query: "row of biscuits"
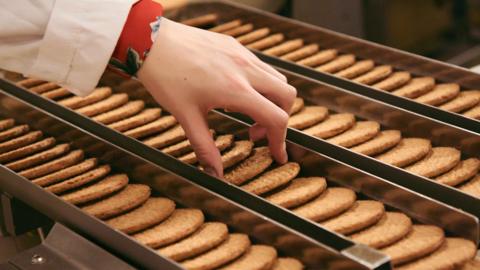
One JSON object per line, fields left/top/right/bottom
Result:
{"left": 0, "top": 118, "right": 303, "bottom": 270}
{"left": 180, "top": 13, "right": 480, "bottom": 121}
{"left": 14, "top": 78, "right": 479, "bottom": 269}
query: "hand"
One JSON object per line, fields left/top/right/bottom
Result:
{"left": 137, "top": 18, "right": 296, "bottom": 178}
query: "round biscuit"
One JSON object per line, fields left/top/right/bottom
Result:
{"left": 296, "top": 49, "right": 337, "bottom": 67}
{"left": 158, "top": 222, "right": 228, "bottom": 262}
{"left": 405, "top": 147, "right": 461, "bottom": 178}
{"left": 414, "top": 83, "right": 460, "bottom": 106}
{"left": 28, "top": 82, "right": 58, "bottom": 94}
{"left": 92, "top": 100, "right": 145, "bottom": 124}
{"left": 380, "top": 225, "right": 445, "bottom": 265}
{"left": 326, "top": 121, "right": 380, "bottom": 148}
{"left": 237, "top": 28, "right": 270, "bottom": 44}
{"left": 108, "top": 108, "right": 161, "bottom": 132}
{"left": 271, "top": 258, "right": 304, "bottom": 270}
{"left": 463, "top": 104, "right": 480, "bottom": 119}
{"left": 161, "top": 139, "right": 193, "bottom": 157}
{"left": 76, "top": 93, "right": 129, "bottom": 117}
{"left": 32, "top": 158, "right": 97, "bottom": 187}
{"left": 281, "top": 44, "right": 319, "bottom": 61}
{"left": 460, "top": 258, "right": 480, "bottom": 270}
{"left": 58, "top": 87, "right": 112, "bottom": 109}
{"left": 375, "top": 138, "right": 431, "bottom": 167}
{"left": 241, "top": 162, "right": 300, "bottom": 195}
{"left": 45, "top": 165, "right": 111, "bottom": 194}
{"left": 42, "top": 87, "right": 71, "bottom": 100}
{"left": 288, "top": 106, "right": 329, "bottom": 130}
{"left": 220, "top": 245, "right": 277, "bottom": 270}
{"left": 179, "top": 134, "right": 234, "bottom": 165}
{"left": 352, "top": 65, "right": 392, "bottom": 85}
{"left": 290, "top": 97, "right": 305, "bottom": 115}
{"left": 439, "top": 90, "right": 480, "bottom": 113}
{"left": 293, "top": 187, "right": 356, "bottom": 222}
{"left": 125, "top": 116, "right": 177, "bottom": 139}
{"left": 350, "top": 130, "right": 402, "bottom": 156}
{"left": 372, "top": 72, "right": 411, "bottom": 91}
{"left": 224, "top": 147, "right": 273, "bottom": 185}
{"left": 303, "top": 113, "right": 356, "bottom": 139}
{"left": 266, "top": 177, "right": 327, "bottom": 208}
{"left": 246, "top": 33, "right": 285, "bottom": 50}
{"left": 181, "top": 233, "right": 251, "bottom": 270}
{"left": 209, "top": 20, "right": 242, "bottom": 33}
{"left": 0, "top": 131, "right": 43, "bottom": 154}
{"left": 0, "top": 125, "right": 30, "bottom": 142}
{"left": 435, "top": 158, "right": 480, "bottom": 186}
{"left": 222, "top": 24, "right": 254, "bottom": 37}
{"left": 220, "top": 140, "right": 254, "bottom": 169}
{"left": 182, "top": 13, "right": 218, "bottom": 27}
{"left": 392, "top": 77, "right": 435, "bottom": 98}
{"left": 133, "top": 208, "right": 204, "bottom": 248}
{"left": 316, "top": 54, "right": 356, "bottom": 73}
{"left": 61, "top": 174, "right": 129, "bottom": 205}
{"left": 0, "top": 137, "right": 55, "bottom": 163}
{"left": 0, "top": 119, "right": 14, "bottom": 131}
{"left": 263, "top": 39, "right": 304, "bottom": 56}
{"left": 143, "top": 125, "right": 186, "bottom": 149}
{"left": 18, "top": 149, "right": 84, "bottom": 179}
{"left": 459, "top": 175, "right": 480, "bottom": 197}
{"left": 16, "top": 78, "right": 45, "bottom": 88}
{"left": 334, "top": 60, "right": 375, "bottom": 79}
{"left": 6, "top": 143, "right": 70, "bottom": 172}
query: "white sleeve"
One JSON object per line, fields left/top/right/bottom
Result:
{"left": 0, "top": 0, "right": 136, "bottom": 96}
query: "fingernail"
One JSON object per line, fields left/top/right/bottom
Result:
{"left": 204, "top": 166, "right": 219, "bottom": 178}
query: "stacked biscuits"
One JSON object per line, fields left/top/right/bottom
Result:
{"left": 15, "top": 78, "right": 480, "bottom": 269}
{"left": 180, "top": 14, "right": 480, "bottom": 121}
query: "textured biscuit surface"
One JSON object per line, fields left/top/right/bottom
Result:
{"left": 220, "top": 140, "right": 254, "bottom": 169}
{"left": 435, "top": 158, "right": 480, "bottom": 186}
{"left": 0, "top": 125, "right": 29, "bottom": 142}
{"left": 460, "top": 258, "right": 480, "bottom": 270}
{"left": 0, "top": 131, "right": 42, "bottom": 154}
{"left": 316, "top": 54, "right": 355, "bottom": 73}
{"left": 58, "top": 87, "right": 112, "bottom": 109}
{"left": 108, "top": 108, "right": 162, "bottom": 132}
{"left": 326, "top": 121, "right": 380, "bottom": 148}
{"left": 350, "top": 130, "right": 402, "bottom": 156}
{"left": 439, "top": 90, "right": 480, "bottom": 112}
{"left": 463, "top": 104, "right": 480, "bottom": 119}
{"left": 0, "top": 137, "right": 55, "bottom": 163}
{"left": 76, "top": 93, "right": 128, "bottom": 117}
{"left": 179, "top": 134, "right": 235, "bottom": 165}
{"left": 287, "top": 106, "right": 329, "bottom": 130}
{"left": 459, "top": 175, "right": 480, "bottom": 197}
{"left": 334, "top": 60, "right": 375, "bottom": 79}
{"left": 290, "top": 97, "right": 305, "bottom": 115}
{"left": 303, "top": 113, "right": 356, "bottom": 139}
{"left": 182, "top": 13, "right": 218, "bottom": 27}
{"left": 61, "top": 174, "right": 129, "bottom": 205}
{"left": 414, "top": 83, "right": 460, "bottom": 105}
{"left": 266, "top": 177, "right": 327, "bottom": 209}
{"left": 281, "top": 44, "right": 319, "bottom": 61}
{"left": 224, "top": 147, "right": 273, "bottom": 185}
{"left": 20, "top": 150, "right": 84, "bottom": 180}
{"left": 222, "top": 24, "right": 253, "bottom": 37}
{"left": 352, "top": 65, "right": 392, "bottom": 85}
{"left": 241, "top": 162, "right": 300, "bottom": 195}
{"left": 263, "top": 39, "right": 304, "bottom": 56}
{"left": 220, "top": 245, "right": 277, "bottom": 270}
{"left": 126, "top": 116, "right": 177, "bottom": 139}
{"left": 92, "top": 100, "right": 145, "bottom": 124}
{"left": 237, "top": 28, "right": 270, "bottom": 44}
{"left": 0, "top": 119, "right": 14, "bottom": 132}
{"left": 209, "top": 20, "right": 242, "bottom": 33}
{"left": 372, "top": 72, "right": 411, "bottom": 91}
{"left": 405, "top": 147, "right": 461, "bottom": 178}
{"left": 32, "top": 158, "right": 97, "bottom": 187}
{"left": 6, "top": 143, "right": 70, "bottom": 172}
{"left": 247, "top": 34, "right": 284, "bottom": 50}
{"left": 143, "top": 125, "right": 186, "bottom": 149}
{"left": 296, "top": 49, "right": 337, "bottom": 67}
{"left": 271, "top": 258, "right": 304, "bottom": 270}
{"left": 45, "top": 165, "right": 110, "bottom": 194}
{"left": 375, "top": 138, "right": 431, "bottom": 167}
{"left": 392, "top": 77, "right": 435, "bottom": 98}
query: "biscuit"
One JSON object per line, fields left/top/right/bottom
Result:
{"left": 372, "top": 72, "right": 411, "bottom": 91}
{"left": 29, "top": 82, "right": 59, "bottom": 94}
{"left": 107, "top": 197, "right": 175, "bottom": 234}
{"left": 334, "top": 60, "right": 375, "bottom": 79}
{"left": 459, "top": 175, "right": 480, "bottom": 197}
{"left": 82, "top": 184, "right": 151, "bottom": 219}
{"left": 375, "top": 138, "right": 431, "bottom": 167}
{"left": 133, "top": 208, "right": 204, "bottom": 248}
{"left": 0, "top": 131, "right": 42, "bottom": 154}
{"left": 350, "top": 130, "right": 402, "bottom": 156}
{"left": 0, "top": 125, "right": 30, "bottom": 142}
{"left": 319, "top": 200, "right": 385, "bottom": 234}
{"left": 463, "top": 104, "right": 480, "bottom": 119}
{"left": 16, "top": 78, "right": 45, "bottom": 88}
{"left": 158, "top": 222, "right": 228, "bottom": 262}
{"left": 109, "top": 108, "right": 162, "bottom": 132}
{"left": 287, "top": 106, "right": 329, "bottom": 130}
{"left": 179, "top": 134, "right": 234, "bottom": 165}
{"left": 32, "top": 158, "right": 97, "bottom": 187}
{"left": 414, "top": 83, "right": 460, "bottom": 106}
{"left": 143, "top": 124, "right": 187, "bottom": 149}
{"left": 435, "top": 158, "right": 480, "bottom": 186}
{"left": 92, "top": 100, "right": 145, "bottom": 124}
{"left": 405, "top": 147, "right": 461, "bottom": 178}
{"left": 380, "top": 225, "right": 445, "bottom": 265}
{"left": 6, "top": 143, "right": 70, "bottom": 172}
{"left": 460, "top": 258, "right": 480, "bottom": 270}
{"left": 209, "top": 20, "right": 242, "bottom": 33}
{"left": 45, "top": 165, "right": 111, "bottom": 194}
{"left": 392, "top": 77, "right": 435, "bottom": 98}
{"left": 182, "top": 14, "right": 218, "bottom": 27}
{"left": 125, "top": 115, "right": 177, "bottom": 139}
{"left": 58, "top": 87, "right": 112, "bottom": 109}
{"left": 222, "top": 24, "right": 254, "bottom": 37}
{"left": 247, "top": 34, "right": 285, "bottom": 50}
{"left": 220, "top": 245, "right": 277, "bottom": 270}
{"left": 439, "top": 90, "right": 480, "bottom": 113}
{"left": 303, "top": 113, "right": 355, "bottom": 139}
{"left": 42, "top": 87, "right": 71, "bottom": 100}
{"left": 219, "top": 140, "right": 253, "bottom": 169}
{"left": 271, "top": 258, "right": 304, "bottom": 270}
{"left": 293, "top": 187, "right": 356, "bottom": 222}
{"left": 290, "top": 97, "right": 305, "bottom": 115}
{"left": 350, "top": 212, "right": 412, "bottom": 248}
{"left": 161, "top": 139, "right": 193, "bottom": 157}
{"left": 20, "top": 149, "right": 84, "bottom": 180}
{"left": 0, "top": 137, "right": 55, "bottom": 163}
{"left": 296, "top": 49, "right": 337, "bottom": 67}
{"left": 266, "top": 177, "right": 327, "bottom": 208}
{"left": 61, "top": 174, "right": 129, "bottom": 205}
{"left": 181, "top": 234, "right": 250, "bottom": 270}
{"left": 0, "top": 119, "right": 14, "bottom": 131}
{"left": 263, "top": 39, "right": 304, "bottom": 56}
{"left": 352, "top": 65, "right": 393, "bottom": 85}
{"left": 224, "top": 147, "right": 273, "bottom": 185}
{"left": 326, "top": 121, "right": 380, "bottom": 148}
{"left": 281, "top": 44, "right": 319, "bottom": 61}
{"left": 396, "top": 238, "right": 476, "bottom": 270}
{"left": 241, "top": 162, "right": 300, "bottom": 195}
{"left": 237, "top": 28, "right": 270, "bottom": 45}
{"left": 76, "top": 94, "right": 129, "bottom": 117}
{"left": 316, "top": 54, "right": 355, "bottom": 73}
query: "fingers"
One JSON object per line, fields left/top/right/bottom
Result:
{"left": 174, "top": 108, "right": 223, "bottom": 178}
{"left": 249, "top": 123, "right": 267, "bottom": 142}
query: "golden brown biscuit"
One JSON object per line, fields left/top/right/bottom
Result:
{"left": 76, "top": 93, "right": 129, "bottom": 117}
{"left": 326, "top": 121, "right": 380, "bottom": 148}
{"left": 92, "top": 100, "right": 145, "bottom": 124}
{"left": 6, "top": 143, "right": 70, "bottom": 171}
{"left": 219, "top": 140, "right": 254, "bottom": 169}
{"left": 350, "top": 130, "right": 402, "bottom": 156}
{"left": 435, "top": 158, "right": 480, "bottom": 186}
{"left": 380, "top": 225, "right": 445, "bottom": 265}
{"left": 439, "top": 90, "right": 480, "bottom": 113}
{"left": 281, "top": 44, "right": 319, "bottom": 61}
{"left": 0, "top": 131, "right": 43, "bottom": 154}
{"left": 247, "top": 34, "right": 284, "bottom": 50}
{"left": 237, "top": 28, "right": 270, "bottom": 44}
{"left": 241, "top": 162, "right": 300, "bottom": 195}
{"left": 290, "top": 97, "right": 305, "bottom": 115}
{"left": 316, "top": 54, "right": 355, "bottom": 73}
{"left": 375, "top": 138, "right": 431, "bottom": 167}
{"left": 108, "top": 108, "right": 162, "bottom": 132}
{"left": 16, "top": 78, "right": 45, "bottom": 88}
{"left": 293, "top": 188, "right": 356, "bottom": 222}
{"left": 303, "top": 113, "right": 355, "bottom": 139}
{"left": 414, "top": 83, "right": 460, "bottom": 106}
{"left": 459, "top": 175, "right": 480, "bottom": 197}
{"left": 19, "top": 149, "right": 84, "bottom": 180}
{"left": 29, "top": 82, "right": 59, "bottom": 94}
{"left": 0, "top": 125, "right": 30, "bottom": 142}
{"left": 0, "top": 119, "right": 14, "bottom": 131}
{"left": 352, "top": 65, "right": 393, "bottom": 85}
{"left": 224, "top": 147, "right": 273, "bottom": 185}
{"left": 179, "top": 134, "right": 234, "bottom": 165}
{"left": 222, "top": 24, "right": 254, "bottom": 37}
{"left": 182, "top": 14, "right": 218, "bottom": 27}
{"left": 271, "top": 258, "right": 304, "bottom": 270}
{"left": 392, "top": 77, "right": 435, "bottom": 98}
{"left": 288, "top": 106, "right": 329, "bottom": 130}
{"left": 125, "top": 115, "right": 177, "bottom": 139}
{"left": 42, "top": 87, "right": 71, "bottom": 100}
{"left": 32, "top": 158, "right": 97, "bottom": 187}
{"left": 82, "top": 184, "right": 151, "bottom": 219}
{"left": 161, "top": 139, "right": 193, "bottom": 157}
{"left": 372, "top": 71, "right": 411, "bottom": 91}
{"left": 143, "top": 125, "right": 186, "bottom": 149}
{"left": 220, "top": 245, "right": 277, "bottom": 270}
{"left": 460, "top": 258, "right": 480, "bottom": 270}
{"left": 158, "top": 222, "right": 228, "bottom": 262}
{"left": 405, "top": 147, "right": 461, "bottom": 178}
{"left": 396, "top": 238, "right": 476, "bottom": 270}
{"left": 263, "top": 39, "right": 304, "bottom": 56}
{"left": 334, "top": 60, "right": 375, "bottom": 79}
{"left": 133, "top": 209, "right": 204, "bottom": 248}
{"left": 350, "top": 212, "right": 412, "bottom": 248}
{"left": 181, "top": 234, "right": 251, "bottom": 270}
{"left": 266, "top": 177, "right": 327, "bottom": 209}
{"left": 319, "top": 200, "right": 385, "bottom": 234}
{"left": 209, "top": 20, "right": 242, "bottom": 33}
{"left": 0, "top": 137, "right": 55, "bottom": 163}
{"left": 45, "top": 165, "right": 111, "bottom": 194}
{"left": 61, "top": 174, "right": 129, "bottom": 205}
{"left": 463, "top": 104, "right": 480, "bottom": 119}
{"left": 296, "top": 49, "right": 337, "bottom": 67}
{"left": 58, "top": 87, "right": 112, "bottom": 109}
